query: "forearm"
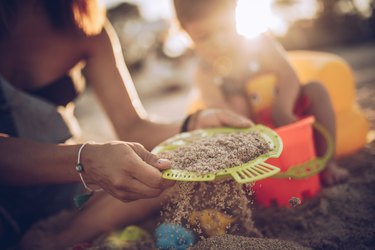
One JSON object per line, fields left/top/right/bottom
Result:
{"left": 271, "top": 105, "right": 298, "bottom": 126}
{"left": 271, "top": 69, "right": 301, "bottom": 126}
{"left": 196, "top": 69, "right": 229, "bottom": 110}
{"left": 116, "top": 118, "right": 180, "bottom": 151}
{"left": 0, "top": 136, "right": 80, "bottom": 186}
{"left": 271, "top": 81, "right": 300, "bottom": 126}
{"left": 260, "top": 34, "right": 301, "bottom": 125}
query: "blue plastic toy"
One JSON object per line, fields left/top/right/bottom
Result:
{"left": 155, "top": 223, "right": 197, "bottom": 250}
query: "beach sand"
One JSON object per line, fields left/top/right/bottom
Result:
{"left": 20, "top": 42, "right": 375, "bottom": 250}
{"left": 20, "top": 141, "right": 375, "bottom": 249}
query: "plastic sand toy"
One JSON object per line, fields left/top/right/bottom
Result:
{"left": 189, "top": 209, "right": 236, "bottom": 237}
{"left": 104, "top": 225, "right": 147, "bottom": 248}
{"left": 155, "top": 223, "right": 197, "bottom": 250}
{"left": 152, "top": 125, "right": 283, "bottom": 184}
{"left": 187, "top": 51, "right": 369, "bottom": 158}
{"left": 253, "top": 116, "right": 333, "bottom": 207}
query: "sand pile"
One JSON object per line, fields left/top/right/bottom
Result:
{"left": 160, "top": 180, "right": 259, "bottom": 238}
{"left": 158, "top": 130, "right": 270, "bottom": 174}
{"left": 190, "top": 234, "right": 310, "bottom": 250}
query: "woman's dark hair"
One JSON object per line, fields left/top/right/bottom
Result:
{"left": 0, "top": 0, "right": 105, "bottom": 38}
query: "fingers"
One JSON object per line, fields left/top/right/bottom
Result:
{"left": 127, "top": 143, "right": 174, "bottom": 189}
{"left": 110, "top": 173, "right": 175, "bottom": 202}
{"left": 112, "top": 177, "right": 163, "bottom": 201}
{"left": 196, "top": 109, "right": 254, "bottom": 129}
{"left": 218, "top": 110, "right": 254, "bottom": 128}
{"left": 155, "top": 159, "right": 172, "bottom": 170}
{"left": 128, "top": 143, "right": 171, "bottom": 170}
{"left": 82, "top": 142, "right": 174, "bottom": 203}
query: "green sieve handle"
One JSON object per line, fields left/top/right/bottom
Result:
{"left": 273, "top": 122, "right": 334, "bottom": 179}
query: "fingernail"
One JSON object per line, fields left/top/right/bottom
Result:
{"left": 157, "top": 159, "right": 171, "bottom": 165}
{"left": 240, "top": 121, "right": 252, "bottom": 127}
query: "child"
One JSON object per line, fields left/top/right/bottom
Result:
{"left": 173, "top": 0, "right": 348, "bottom": 186}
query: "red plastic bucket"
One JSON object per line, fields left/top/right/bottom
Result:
{"left": 252, "top": 116, "right": 321, "bottom": 207}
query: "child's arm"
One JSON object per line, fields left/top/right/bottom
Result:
{"left": 259, "top": 34, "right": 301, "bottom": 126}
{"left": 195, "top": 67, "right": 229, "bottom": 109}
{"left": 195, "top": 66, "right": 251, "bottom": 118}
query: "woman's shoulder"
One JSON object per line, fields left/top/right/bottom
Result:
{"left": 78, "top": 20, "right": 121, "bottom": 57}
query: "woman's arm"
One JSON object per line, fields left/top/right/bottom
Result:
{"left": 0, "top": 135, "right": 80, "bottom": 185}
{"left": 260, "top": 34, "right": 301, "bottom": 126}
{"left": 0, "top": 134, "right": 173, "bottom": 201}
{"left": 82, "top": 21, "right": 178, "bottom": 150}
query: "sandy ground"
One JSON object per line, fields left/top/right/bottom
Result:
{"left": 250, "top": 142, "right": 375, "bottom": 250}
{"left": 74, "top": 41, "right": 375, "bottom": 249}
{"left": 21, "top": 42, "right": 375, "bottom": 249}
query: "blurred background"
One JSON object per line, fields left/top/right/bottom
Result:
{"left": 75, "top": 0, "right": 375, "bottom": 142}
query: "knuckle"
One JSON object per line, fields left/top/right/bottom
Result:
{"left": 130, "top": 142, "right": 145, "bottom": 152}
{"left": 145, "top": 153, "right": 158, "bottom": 165}
{"left": 112, "top": 143, "right": 132, "bottom": 156}
{"left": 133, "top": 142, "right": 145, "bottom": 149}
{"left": 112, "top": 177, "right": 127, "bottom": 190}
{"left": 127, "top": 143, "right": 147, "bottom": 158}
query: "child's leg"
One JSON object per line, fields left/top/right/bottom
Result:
{"left": 301, "top": 82, "right": 348, "bottom": 186}
{"left": 20, "top": 191, "right": 168, "bottom": 250}
{"left": 61, "top": 194, "right": 165, "bottom": 246}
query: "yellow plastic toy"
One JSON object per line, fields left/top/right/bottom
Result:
{"left": 188, "top": 51, "right": 369, "bottom": 158}
{"left": 105, "top": 225, "right": 147, "bottom": 248}
{"left": 188, "top": 209, "right": 236, "bottom": 237}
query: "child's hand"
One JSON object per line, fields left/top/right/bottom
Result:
{"left": 189, "top": 109, "right": 254, "bottom": 130}
{"left": 272, "top": 109, "right": 298, "bottom": 127}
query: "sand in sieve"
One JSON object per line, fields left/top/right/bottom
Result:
{"left": 158, "top": 130, "right": 271, "bottom": 174}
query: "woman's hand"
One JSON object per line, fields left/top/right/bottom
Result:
{"left": 79, "top": 141, "right": 174, "bottom": 202}
{"left": 188, "top": 109, "right": 254, "bottom": 130}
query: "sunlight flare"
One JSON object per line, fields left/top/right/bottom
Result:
{"left": 235, "top": 0, "right": 280, "bottom": 38}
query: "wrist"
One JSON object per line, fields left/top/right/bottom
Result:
{"left": 272, "top": 111, "right": 297, "bottom": 126}
{"left": 180, "top": 114, "right": 193, "bottom": 133}
{"left": 51, "top": 143, "right": 82, "bottom": 183}
{"left": 180, "top": 110, "right": 202, "bottom": 132}
{"left": 75, "top": 142, "right": 102, "bottom": 192}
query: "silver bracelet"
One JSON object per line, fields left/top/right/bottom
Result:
{"left": 76, "top": 141, "right": 103, "bottom": 193}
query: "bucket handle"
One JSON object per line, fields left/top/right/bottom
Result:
{"left": 273, "top": 122, "right": 334, "bottom": 179}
